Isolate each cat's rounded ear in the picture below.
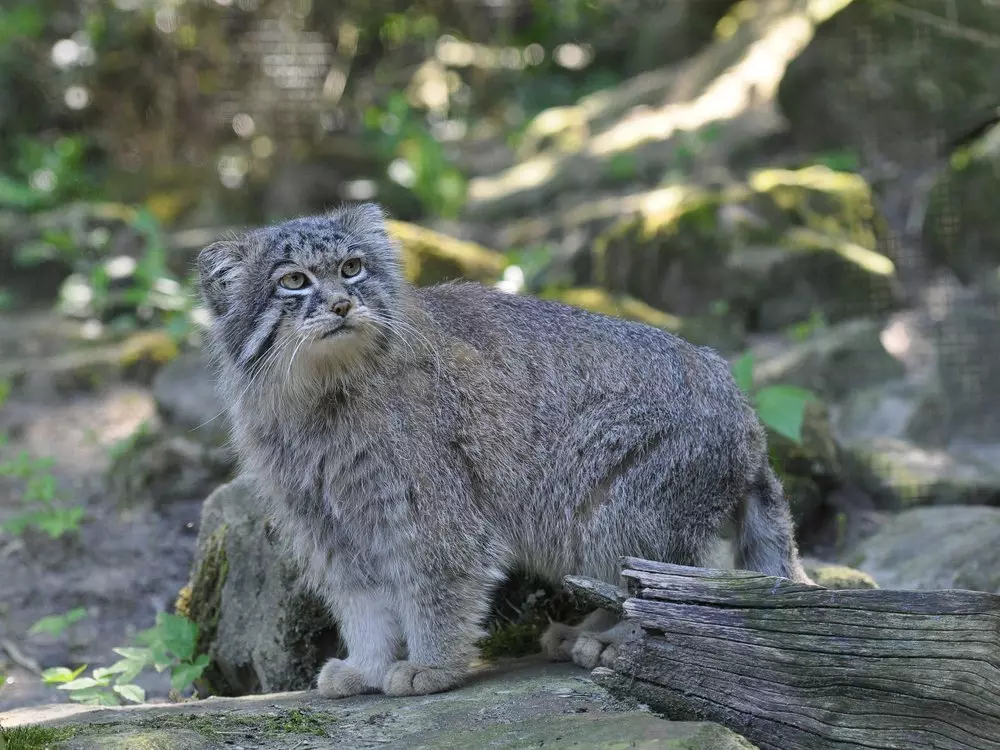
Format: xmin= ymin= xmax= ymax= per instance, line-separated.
xmin=340 ymin=202 xmax=389 ymax=238
xmin=197 ymin=240 xmax=240 ymax=316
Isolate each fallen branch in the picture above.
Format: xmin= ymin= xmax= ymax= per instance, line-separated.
xmin=569 ymin=557 xmax=1000 ymax=750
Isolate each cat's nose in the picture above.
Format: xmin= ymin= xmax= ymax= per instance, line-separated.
xmin=331 ymin=298 xmax=352 ymax=318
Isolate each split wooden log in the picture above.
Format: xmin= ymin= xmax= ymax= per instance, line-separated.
xmin=567 ymin=557 xmax=1000 ymax=750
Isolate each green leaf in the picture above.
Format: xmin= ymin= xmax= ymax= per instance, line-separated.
xmin=170 ymin=660 xmax=207 ymax=692
xmin=731 ymin=352 xmax=754 ymax=394
xmin=113 ymin=683 xmax=146 ymax=704
xmin=57 ymin=677 xmax=103 ymax=691
xmin=29 ymin=607 xmax=88 ymax=637
xmin=112 ymin=647 xmax=153 ymax=662
xmin=70 ymin=687 xmax=120 ymax=706
xmin=154 ymin=613 xmax=198 ymax=661
xmin=41 ymin=664 xmax=87 ymax=684
xmin=755 ymin=385 xmax=815 ymax=443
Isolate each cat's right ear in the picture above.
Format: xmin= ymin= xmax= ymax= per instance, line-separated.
xmin=197 ymin=240 xmax=240 ymax=317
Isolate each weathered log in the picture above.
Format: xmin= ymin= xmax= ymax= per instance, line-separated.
xmin=569 ymin=557 xmax=1000 ymax=750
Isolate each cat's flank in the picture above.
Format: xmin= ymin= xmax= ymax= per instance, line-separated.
xmin=197 ymin=203 xmax=810 ymax=698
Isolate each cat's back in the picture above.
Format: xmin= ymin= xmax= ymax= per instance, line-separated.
xmin=415 ymin=281 xmax=739 ymax=406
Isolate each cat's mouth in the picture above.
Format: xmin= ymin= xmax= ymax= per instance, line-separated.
xmin=320 ymin=326 xmax=349 ymax=339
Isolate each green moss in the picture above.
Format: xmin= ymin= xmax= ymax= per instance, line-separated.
xmin=803 ymin=562 xmax=878 ymax=590
xmin=258 ymin=708 xmax=331 ymax=737
xmin=118 ymin=708 xmax=339 ymax=740
xmin=0 ymin=724 xmax=73 ymax=750
xmin=175 ymin=523 xmax=228 ymax=694
xmin=386 ymin=219 xmax=506 ymax=286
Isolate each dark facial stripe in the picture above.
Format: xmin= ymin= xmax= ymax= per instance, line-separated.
xmin=242 ymin=315 xmax=281 ymax=373
xmin=303 ymin=291 xmax=319 ymax=319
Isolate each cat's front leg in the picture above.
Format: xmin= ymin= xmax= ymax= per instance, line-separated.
xmin=382 ymin=569 xmax=499 ymax=697
xmin=316 ymin=588 xmax=402 ymax=698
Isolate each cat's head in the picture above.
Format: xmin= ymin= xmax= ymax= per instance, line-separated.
xmin=197 ymin=202 xmax=406 ymax=383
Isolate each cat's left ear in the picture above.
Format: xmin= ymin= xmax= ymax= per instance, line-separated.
xmin=339 ymin=202 xmax=389 ymax=239
xmin=197 ymin=240 xmax=242 ymax=316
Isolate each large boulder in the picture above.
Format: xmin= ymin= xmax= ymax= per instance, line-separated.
xmin=842 ymin=438 xmax=1000 ymax=509
xmin=751 ymin=317 xmax=905 ymax=402
xmin=831 ymin=280 xmax=1000 ymax=508
xmin=176 ymin=479 xmax=340 ymax=696
xmin=591 ymin=168 xmax=898 ymax=335
xmin=0 ymin=659 xmax=758 ymax=750
xmin=851 ymin=505 xmax=1000 ymax=593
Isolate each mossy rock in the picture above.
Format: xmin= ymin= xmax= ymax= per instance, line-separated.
xmin=924 ymin=150 xmax=1000 ymax=282
xmin=801 ymin=559 xmax=878 ymax=590
xmin=386 ymin=219 xmax=506 ymax=287
xmin=540 ymin=285 xmax=744 ymax=351
xmin=180 ymin=479 xmax=341 ymax=696
xmin=843 ymin=437 xmax=1000 ymax=510
xmin=852 ymin=506 xmax=1000 ymax=594
xmin=591 ymin=167 xmax=897 ymax=334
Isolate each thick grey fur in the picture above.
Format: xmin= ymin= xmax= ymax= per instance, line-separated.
xmin=197 ymin=202 xmax=811 ymax=698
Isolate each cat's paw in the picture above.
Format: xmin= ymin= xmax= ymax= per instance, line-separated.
xmin=569 ymin=633 xmax=616 ymax=669
xmin=382 ymin=661 xmax=465 ymax=696
xmin=570 ymin=620 xmax=642 ymax=670
xmin=316 ymin=658 xmax=369 ymax=698
xmin=540 ymin=621 xmax=577 ymax=662
xmin=541 ymin=609 xmax=621 ymax=663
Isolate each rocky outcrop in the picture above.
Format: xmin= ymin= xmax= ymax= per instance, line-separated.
xmin=0 ymin=659 xmax=757 ymax=750
xmin=176 ymin=479 xmax=340 ymax=696
xmin=851 ymin=505 xmax=1000 ymax=593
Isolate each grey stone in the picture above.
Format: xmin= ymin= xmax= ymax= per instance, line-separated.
xmin=752 ymin=318 xmax=905 ymax=402
xmin=151 ymin=351 xmax=228 ymax=445
xmin=105 ymin=424 xmax=234 ymax=511
xmin=178 ymin=478 xmax=341 ymax=696
xmin=843 ymin=437 xmax=1000 ymax=509
xmin=851 ymin=506 xmax=1000 ymax=594
xmin=0 ymin=659 xmax=758 ymax=750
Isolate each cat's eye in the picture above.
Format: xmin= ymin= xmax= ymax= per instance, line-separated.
xmin=341 ymin=258 xmax=363 ymax=279
xmin=279 ymin=272 xmax=309 ymax=290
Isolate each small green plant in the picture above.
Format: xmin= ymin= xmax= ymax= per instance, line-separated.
xmin=363 ymin=92 xmax=466 ymax=219
xmin=732 ymin=351 xmax=815 ymax=444
xmin=28 ymin=608 xmax=88 ymax=638
xmin=42 ymin=612 xmax=209 ymax=707
xmin=785 ymin=310 xmax=828 ymax=342
xmin=0 ymin=450 xmax=84 ymax=538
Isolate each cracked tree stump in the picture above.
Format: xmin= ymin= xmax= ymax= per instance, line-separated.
xmin=567 ymin=557 xmax=1000 ymax=750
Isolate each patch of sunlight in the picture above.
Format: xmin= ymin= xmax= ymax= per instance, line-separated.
xmin=556 ymin=287 xmax=684 ymax=331
xmin=637 ymin=186 xmax=710 ymax=235
xmin=519 ymin=106 xmax=589 ymax=149
xmin=466 ymin=157 xmax=556 ymax=202
xmin=784 ymin=228 xmax=895 ymax=276
xmin=716 ymin=0 xmax=854 ymax=40
xmin=749 ymin=166 xmax=869 ymax=197
xmin=589 ymin=14 xmax=815 ymax=156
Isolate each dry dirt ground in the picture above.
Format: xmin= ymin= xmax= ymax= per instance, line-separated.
xmin=0 ymin=313 xmax=205 ymax=711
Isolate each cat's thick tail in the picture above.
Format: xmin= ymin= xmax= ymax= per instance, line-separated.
xmin=733 ymin=465 xmax=814 ymax=584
